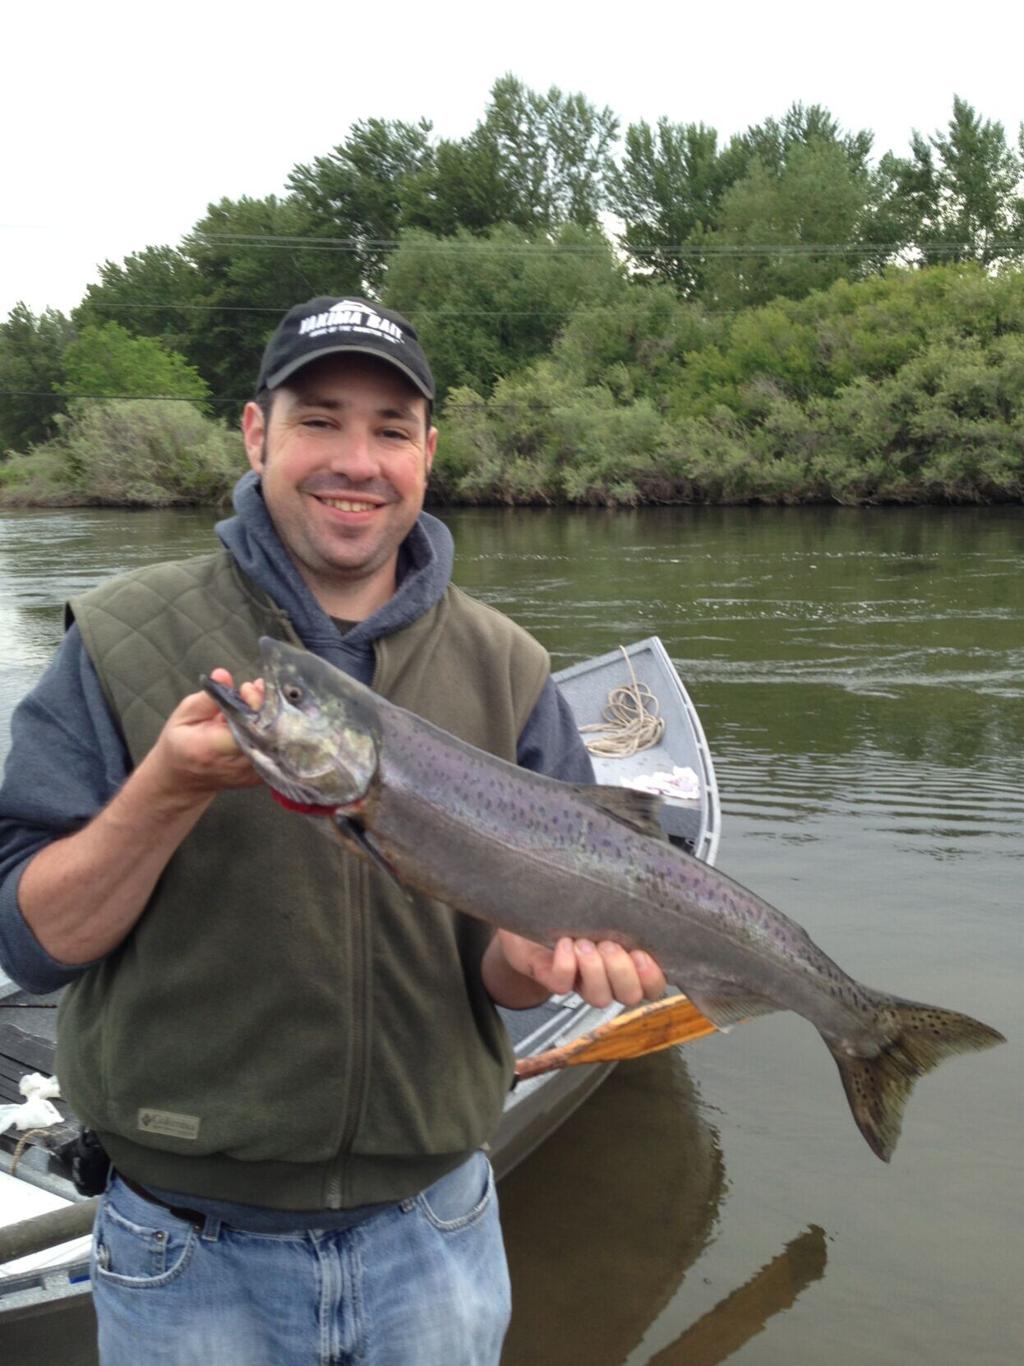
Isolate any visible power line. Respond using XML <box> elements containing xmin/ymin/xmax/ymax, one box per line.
<box><xmin>187</xmin><ymin>231</ymin><xmax>1024</xmax><ymax>258</ymax></box>
<box><xmin>2</xmin><ymin>220</ymin><xmax>1018</xmax><ymax>259</ymax></box>
<box><xmin>0</xmin><ymin>390</ymin><xmax>246</xmax><ymax>405</ymax></box>
<box><xmin>0</xmin><ymin>389</ymin><xmax>697</xmax><ymax>413</ymax></box>
<box><xmin>70</xmin><ymin>302</ymin><xmax>695</xmax><ymax>317</ymax></box>
<box><xmin>60</xmin><ymin>301</ymin><xmax>750</xmax><ymax>323</ymax></box>
<box><xmin>77</xmin><ymin>302</ymin><xmax>287</xmax><ymax>315</ymax></box>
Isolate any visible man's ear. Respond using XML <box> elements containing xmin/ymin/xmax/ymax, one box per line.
<box><xmin>242</xmin><ymin>401</ymin><xmax>267</xmax><ymax>472</ymax></box>
<box><xmin>425</xmin><ymin>425</ymin><xmax>437</xmax><ymax>477</ymax></box>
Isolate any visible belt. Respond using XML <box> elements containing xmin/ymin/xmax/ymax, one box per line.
<box><xmin>117</xmin><ymin>1173</ymin><xmax>207</xmax><ymax>1230</ymax></box>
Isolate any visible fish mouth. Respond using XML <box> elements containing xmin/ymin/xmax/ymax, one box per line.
<box><xmin>202</xmin><ymin>646</ymin><xmax>378</xmax><ymax>810</ymax></box>
<box><xmin>202</xmin><ymin>674</ymin><xmax>262</xmax><ymax>729</ymax></box>
<box><xmin>201</xmin><ymin>672</ymin><xmax>331</xmax><ymax>807</ymax></box>
<box><xmin>201</xmin><ymin>673</ymin><xmax>280</xmax><ymax>760</ymax></box>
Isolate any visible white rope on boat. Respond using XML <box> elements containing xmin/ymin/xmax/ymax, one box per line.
<box><xmin>579</xmin><ymin>647</ymin><xmax>666</xmax><ymax>757</ymax></box>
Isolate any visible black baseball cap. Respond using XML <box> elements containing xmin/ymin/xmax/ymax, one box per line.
<box><xmin>256</xmin><ymin>297</ymin><xmax>435</xmax><ymax>401</ymax></box>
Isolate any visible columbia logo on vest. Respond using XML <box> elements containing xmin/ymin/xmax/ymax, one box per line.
<box><xmin>136</xmin><ymin>1107</ymin><xmax>201</xmax><ymax>1140</ymax></box>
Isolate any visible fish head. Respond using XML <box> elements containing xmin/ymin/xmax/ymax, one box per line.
<box><xmin>202</xmin><ymin>637</ymin><xmax>380</xmax><ymax>811</ymax></box>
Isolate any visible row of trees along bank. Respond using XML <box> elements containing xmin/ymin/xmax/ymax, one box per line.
<box><xmin>2</xmin><ymin>80</ymin><xmax>1023</xmax><ymax>506</ymax></box>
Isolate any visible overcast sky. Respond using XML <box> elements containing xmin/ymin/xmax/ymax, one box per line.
<box><xmin>3</xmin><ymin>0</ymin><xmax>1022</xmax><ymax>322</ymax></box>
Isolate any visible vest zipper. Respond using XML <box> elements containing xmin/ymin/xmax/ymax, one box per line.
<box><xmin>328</xmin><ymin>858</ymin><xmax>373</xmax><ymax>1208</ymax></box>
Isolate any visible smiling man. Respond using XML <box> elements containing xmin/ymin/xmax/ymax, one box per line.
<box><xmin>0</xmin><ymin>296</ymin><xmax>664</xmax><ymax>1365</ymax></box>
<box><xmin>243</xmin><ymin>350</ymin><xmax>438</xmax><ymax>616</ymax></box>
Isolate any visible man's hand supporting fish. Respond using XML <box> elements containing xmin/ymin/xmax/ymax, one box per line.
<box><xmin>482</xmin><ymin>932</ymin><xmax>666</xmax><ymax>1010</ymax></box>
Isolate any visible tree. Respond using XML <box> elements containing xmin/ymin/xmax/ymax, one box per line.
<box><xmin>702</xmin><ymin>138</ymin><xmax>876</xmax><ymax>309</ymax></box>
<box><xmin>289</xmin><ymin>76</ymin><xmax>617</xmax><ymax>261</ymax></box>
<box><xmin>75</xmin><ymin>246</ymin><xmax>202</xmax><ymax>358</ymax></box>
<box><xmin>468</xmin><ymin>75</ymin><xmax>617</xmax><ymax>229</ymax></box>
<box><xmin>60</xmin><ymin>322</ymin><xmax>210</xmax><ymax>407</ymax></box>
<box><xmin>182</xmin><ymin>194</ymin><xmax>358</xmax><ymax>402</ymax></box>
<box><xmin>735</xmin><ymin>102</ymin><xmax>874</xmax><ymax>177</ymax></box>
<box><xmin>610</xmin><ymin>103</ymin><xmax>876</xmax><ymax>298</ymax></box>
<box><xmin>609</xmin><ymin>119</ymin><xmax>746</xmax><ymax>295</ymax></box>
<box><xmin>400</xmin><ymin>133</ymin><xmax>506</xmax><ymax>238</ymax></box>
<box><xmin>0</xmin><ymin>304</ymin><xmax>73</xmax><ymax>451</ymax></box>
<box><xmin>383</xmin><ymin>223</ymin><xmax>626</xmax><ymax>399</ymax></box>
<box><xmin>289</xmin><ymin>118</ymin><xmax>436</xmax><ymax>290</ymax></box>
<box><xmin>3</xmin><ymin>399</ymin><xmax>244</xmax><ymax>506</ymax></box>
<box><xmin>550</xmin><ymin>283</ymin><xmax>712</xmax><ymax>404</ymax></box>
<box><xmin>872</xmin><ymin>97</ymin><xmax>1024</xmax><ymax>266</ymax></box>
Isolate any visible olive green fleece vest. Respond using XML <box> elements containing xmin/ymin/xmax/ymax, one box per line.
<box><xmin>56</xmin><ymin>550</ymin><xmax>549</xmax><ymax>1209</ymax></box>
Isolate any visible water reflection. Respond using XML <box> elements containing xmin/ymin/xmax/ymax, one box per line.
<box><xmin>501</xmin><ymin>1052</ymin><xmax>831</xmax><ymax>1366</ymax></box>
<box><xmin>500</xmin><ymin>1051</ymin><xmax>726</xmax><ymax>1366</ymax></box>
<box><xmin>644</xmin><ymin>1225</ymin><xmax>828</xmax><ymax>1366</ymax></box>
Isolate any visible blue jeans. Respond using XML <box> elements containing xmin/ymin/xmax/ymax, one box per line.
<box><xmin>91</xmin><ymin>1154</ymin><xmax>511</xmax><ymax>1365</ymax></box>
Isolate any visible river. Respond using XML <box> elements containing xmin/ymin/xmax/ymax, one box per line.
<box><xmin>0</xmin><ymin>503</ymin><xmax>1020</xmax><ymax>1365</ymax></box>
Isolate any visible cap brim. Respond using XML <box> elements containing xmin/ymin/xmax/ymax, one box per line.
<box><xmin>264</xmin><ymin>344</ymin><xmax>433</xmax><ymax>401</ymax></box>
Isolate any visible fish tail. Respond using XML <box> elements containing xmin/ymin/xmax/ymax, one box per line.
<box><xmin>829</xmin><ymin>1002</ymin><xmax>1005</xmax><ymax>1162</ymax></box>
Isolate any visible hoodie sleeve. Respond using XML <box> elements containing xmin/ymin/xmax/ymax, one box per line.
<box><xmin>516</xmin><ymin>677</ymin><xmax>595</xmax><ymax>783</ymax></box>
<box><xmin>0</xmin><ymin>625</ymin><xmax>130</xmax><ymax>993</ymax></box>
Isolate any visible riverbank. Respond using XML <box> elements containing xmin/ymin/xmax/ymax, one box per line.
<box><xmin>3</xmin><ymin>324</ymin><xmax>1021</xmax><ymax>512</ymax></box>
<box><xmin>2</xmin><ymin>481</ymin><xmax>1020</xmax><ymax>510</ymax></box>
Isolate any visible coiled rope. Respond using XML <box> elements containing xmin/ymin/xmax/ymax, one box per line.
<box><xmin>10</xmin><ymin>1128</ymin><xmax>53</xmax><ymax>1176</ymax></box>
<box><xmin>579</xmin><ymin>647</ymin><xmax>666</xmax><ymax>757</ymax></box>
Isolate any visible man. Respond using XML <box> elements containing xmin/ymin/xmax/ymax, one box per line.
<box><xmin>0</xmin><ymin>298</ymin><xmax>664</xmax><ymax>1364</ymax></box>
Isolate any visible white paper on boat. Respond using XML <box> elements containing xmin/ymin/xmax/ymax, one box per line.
<box><xmin>625</xmin><ymin>765</ymin><xmax>701</xmax><ymax>801</ymax></box>
<box><xmin>0</xmin><ymin>1072</ymin><xmax>63</xmax><ymax>1137</ymax></box>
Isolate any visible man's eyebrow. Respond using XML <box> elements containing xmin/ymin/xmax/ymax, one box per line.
<box><xmin>291</xmin><ymin>393</ymin><xmax>343</xmax><ymax>411</ymax></box>
<box><xmin>290</xmin><ymin>394</ymin><xmax>419</xmax><ymax>421</ymax></box>
<box><xmin>375</xmin><ymin>402</ymin><xmax>419</xmax><ymax>421</ymax></box>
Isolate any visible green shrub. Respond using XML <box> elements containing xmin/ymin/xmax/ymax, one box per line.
<box><xmin>0</xmin><ymin>400</ymin><xmax>245</xmax><ymax>507</ymax></box>
<box><xmin>0</xmin><ymin>446</ymin><xmax>71</xmax><ymax>504</ymax></box>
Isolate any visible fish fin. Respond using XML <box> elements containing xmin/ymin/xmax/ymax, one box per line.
<box><xmin>332</xmin><ymin>816</ymin><xmax>410</xmax><ymax>899</ymax></box>
<box><xmin>683</xmin><ymin>988</ymin><xmax>779</xmax><ymax>1032</ymax></box>
<box><xmin>574</xmin><ymin>785</ymin><xmax>665</xmax><ymax>840</ymax></box>
<box><xmin>829</xmin><ymin>1001</ymin><xmax>1005</xmax><ymax>1163</ymax></box>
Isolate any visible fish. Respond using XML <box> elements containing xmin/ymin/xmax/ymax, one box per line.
<box><xmin>203</xmin><ymin>637</ymin><xmax>1006</xmax><ymax>1163</ymax></box>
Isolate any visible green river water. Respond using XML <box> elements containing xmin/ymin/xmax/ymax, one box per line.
<box><xmin>0</xmin><ymin>503</ymin><xmax>1020</xmax><ymax>1365</ymax></box>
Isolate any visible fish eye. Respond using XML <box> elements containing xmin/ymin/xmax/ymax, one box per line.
<box><xmin>283</xmin><ymin>683</ymin><xmax>304</xmax><ymax>705</ymax></box>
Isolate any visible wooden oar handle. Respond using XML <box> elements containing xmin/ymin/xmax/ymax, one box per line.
<box><xmin>515</xmin><ymin>993</ymin><xmax>718</xmax><ymax>1079</ymax></box>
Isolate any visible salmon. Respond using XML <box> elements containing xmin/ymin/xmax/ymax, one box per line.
<box><xmin>203</xmin><ymin>638</ymin><xmax>1005</xmax><ymax>1162</ymax></box>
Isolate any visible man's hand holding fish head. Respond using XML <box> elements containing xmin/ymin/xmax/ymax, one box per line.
<box><xmin>482</xmin><ymin>931</ymin><xmax>667</xmax><ymax>1010</ymax></box>
<box><xmin>146</xmin><ymin>670</ymin><xmax>268</xmax><ymax>806</ymax></box>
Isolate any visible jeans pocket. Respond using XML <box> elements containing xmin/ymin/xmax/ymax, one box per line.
<box><xmin>416</xmin><ymin>1151</ymin><xmax>494</xmax><ymax>1232</ymax></box>
<box><xmin>92</xmin><ymin>1197</ymin><xmax>196</xmax><ymax>1288</ymax></box>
